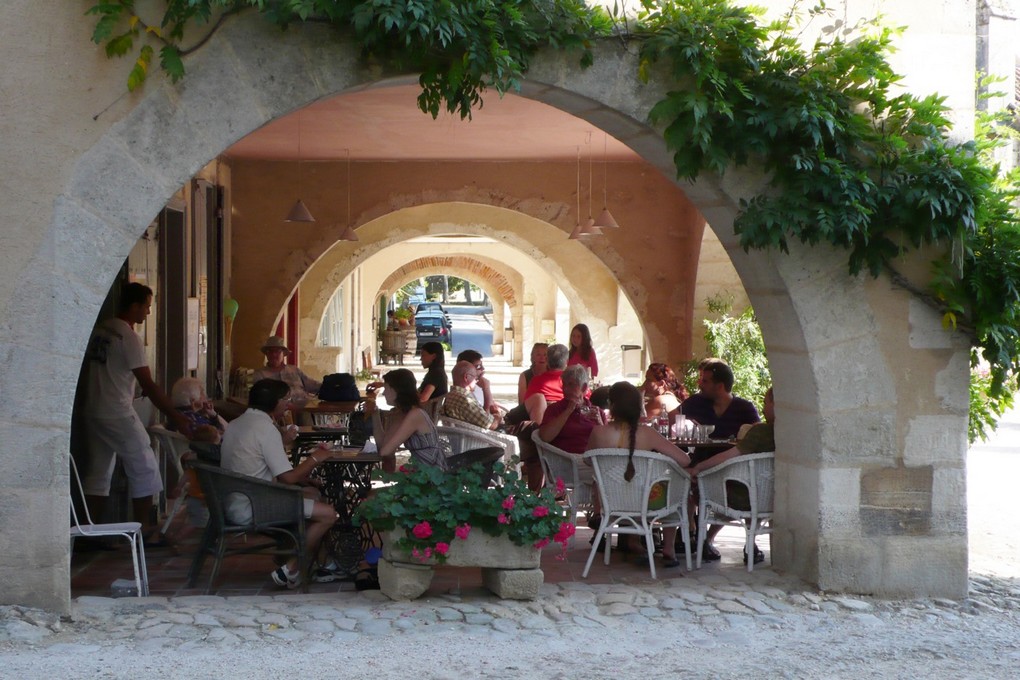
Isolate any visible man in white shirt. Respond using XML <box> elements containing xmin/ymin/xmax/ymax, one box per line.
<box><xmin>82</xmin><ymin>282</ymin><xmax>191</xmax><ymax>544</ymax></box>
<box><xmin>221</xmin><ymin>378</ymin><xmax>340</xmax><ymax>589</ymax></box>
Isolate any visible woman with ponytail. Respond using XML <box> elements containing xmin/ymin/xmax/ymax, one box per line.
<box><xmin>585</xmin><ymin>382</ymin><xmax>691</xmax><ymax>568</ymax></box>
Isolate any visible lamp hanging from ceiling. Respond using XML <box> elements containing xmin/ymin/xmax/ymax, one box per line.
<box><xmin>568</xmin><ymin>145</ymin><xmax>590</xmax><ymax>240</ymax></box>
<box><xmin>582</xmin><ymin>131</ymin><xmax>602</xmax><ymax>236</ymax></box>
<box><xmin>594</xmin><ymin>131</ymin><xmax>619</xmax><ymax>229</ymax></box>
<box><xmin>339</xmin><ymin>148</ymin><xmax>358</xmax><ymax>241</ymax></box>
<box><xmin>284</xmin><ymin>112</ymin><xmax>315</xmax><ymax>223</ymax></box>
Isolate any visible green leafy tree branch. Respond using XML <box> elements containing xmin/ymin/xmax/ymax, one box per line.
<box><xmin>86</xmin><ymin>0</ymin><xmax>1020</xmax><ymax>436</ymax></box>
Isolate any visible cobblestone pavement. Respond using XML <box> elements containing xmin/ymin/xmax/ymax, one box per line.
<box><xmin>3</xmin><ymin>570</ymin><xmax>1020</xmax><ymax>679</ymax></box>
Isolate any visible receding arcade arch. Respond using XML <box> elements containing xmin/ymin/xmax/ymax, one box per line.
<box><xmin>4</xmin><ymin>10</ymin><xmax>971</xmax><ymax>610</ymax></box>
<box><xmin>380</xmin><ymin>257</ymin><xmax>519</xmax><ymax>309</ymax></box>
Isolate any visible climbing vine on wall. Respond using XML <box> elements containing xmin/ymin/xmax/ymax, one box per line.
<box><xmin>86</xmin><ymin>0</ymin><xmax>1020</xmax><ymax>436</ymax></box>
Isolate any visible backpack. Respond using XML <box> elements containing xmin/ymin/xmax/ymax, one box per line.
<box><xmin>317</xmin><ymin>373</ymin><xmax>361</xmax><ymax>402</ymax></box>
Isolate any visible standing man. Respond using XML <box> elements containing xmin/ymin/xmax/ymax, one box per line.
<box><xmin>82</xmin><ymin>282</ymin><xmax>191</xmax><ymax>544</ymax></box>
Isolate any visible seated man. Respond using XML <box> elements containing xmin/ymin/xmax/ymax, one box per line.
<box><xmin>253</xmin><ymin>336</ymin><xmax>321</xmax><ymax>407</ymax></box>
<box><xmin>456</xmin><ymin>349</ymin><xmax>498</xmax><ymax>414</ymax></box>
<box><xmin>523</xmin><ymin>343</ymin><xmax>569</xmax><ymax>424</ymax></box>
<box><xmin>220</xmin><ymin>379</ymin><xmax>340</xmax><ymax>589</ymax></box>
<box><xmin>442</xmin><ymin>361</ymin><xmax>502</xmax><ymax>431</ymax></box>
<box><xmin>169</xmin><ymin>377</ymin><xmax>227</xmax><ymax>443</ymax></box>
<box><xmin>688</xmin><ymin>386</ymin><xmax>774</xmax><ymax>565</ymax></box>
<box><xmin>680</xmin><ymin>357</ymin><xmax>760</xmax><ymax>444</ymax></box>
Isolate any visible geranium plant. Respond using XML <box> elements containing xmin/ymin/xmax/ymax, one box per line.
<box><xmin>355</xmin><ymin>459</ymin><xmax>575</xmax><ymax>563</ymax></box>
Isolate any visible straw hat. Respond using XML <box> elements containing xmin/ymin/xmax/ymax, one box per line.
<box><xmin>261</xmin><ymin>336</ymin><xmax>291</xmax><ymax>355</ymax></box>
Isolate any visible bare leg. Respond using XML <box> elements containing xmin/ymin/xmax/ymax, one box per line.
<box><xmin>286</xmin><ymin>501</ymin><xmax>338</xmax><ymax>573</ymax></box>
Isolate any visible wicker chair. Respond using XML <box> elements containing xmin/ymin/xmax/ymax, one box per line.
<box><xmin>186</xmin><ymin>461</ymin><xmax>310</xmax><ymax>592</ymax></box>
<box><xmin>439</xmin><ymin>414</ymin><xmax>521</xmax><ymax>468</ymax></box>
<box><xmin>530</xmin><ymin>430</ymin><xmax>594</xmax><ymax>531</ymax></box>
<box><xmin>582</xmin><ymin>449</ymin><xmax>693</xmax><ymax>578</ymax></box>
<box><xmin>695</xmin><ymin>451</ymin><xmax>775</xmax><ymax>571</ymax></box>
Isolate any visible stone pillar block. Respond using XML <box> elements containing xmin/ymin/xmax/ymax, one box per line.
<box><xmin>481</xmin><ymin>567</ymin><xmax>543</xmax><ymax>600</ymax></box>
<box><xmin>377</xmin><ymin>558</ymin><xmax>433</xmax><ymax>601</ymax></box>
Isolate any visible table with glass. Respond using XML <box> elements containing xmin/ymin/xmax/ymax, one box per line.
<box><xmin>292</xmin><ymin>431</ymin><xmax>382</xmax><ymax>575</ymax></box>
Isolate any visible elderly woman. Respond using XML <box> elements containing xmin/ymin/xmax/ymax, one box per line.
<box><xmin>252</xmin><ymin>336</ymin><xmax>321</xmax><ymax>405</ymax></box>
<box><xmin>642</xmin><ymin>363</ymin><xmax>687</xmax><ymax>420</ymax></box>
<box><xmin>537</xmin><ymin>365</ymin><xmax>605</xmax><ymax>466</ymax></box>
<box><xmin>586</xmin><ymin>381</ymin><xmax>691</xmax><ymax>568</ymax></box>
<box><xmin>169</xmin><ymin>377</ymin><xmax>227</xmax><ymax>443</ymax></box>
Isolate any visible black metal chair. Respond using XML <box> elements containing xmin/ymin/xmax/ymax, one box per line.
<box><xmin>186</xmin><ymin>461</ymin><xmax>310</xmax><ymax>592</ymax></box>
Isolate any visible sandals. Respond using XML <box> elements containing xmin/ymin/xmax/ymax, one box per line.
<box><xmin>661</xmin><ymin>555</ymin><xmax>681</xmax><ymax>568</ymax></box>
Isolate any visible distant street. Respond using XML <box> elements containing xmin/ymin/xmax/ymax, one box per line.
<box><xmin>444</xmin><ymin>303</ymin><xmax>494</xmax><ymax>357</ymax></box>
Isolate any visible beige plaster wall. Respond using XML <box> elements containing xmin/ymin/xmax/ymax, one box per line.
<box><xmin>229</xmin><ymin>163</ymin><xmax>702</xmax><ymax>373</ymax></box>
<box><xmin>0</xmin><ymin>0</ymin><xmax>977</xmax><ymax>610</ymax></box>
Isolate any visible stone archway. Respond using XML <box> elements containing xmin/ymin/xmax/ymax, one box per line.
<box><xmin>2</xmin><ymin>11</ymin><xmax>969</xmax><ymax>610</ymax></box>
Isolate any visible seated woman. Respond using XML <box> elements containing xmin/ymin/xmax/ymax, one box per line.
<box><xmin>642</xmin><ymin>362</ymin><xmax>687</xmax><ymax>421</ymax></box>
<box><xmin>585</xmin><ymin>381</ymin><xmax>691</xmax><ymax>568</ymax></box>
<box><xmin>417</xmin><ymin>341</ymin><xmax>448</xmax><ymax>403</ymax></box>
<box><xmin>537</xmin><ymin>365</ymin><xmax>606</xmax><ymax>466</ymax></box>
<box><xmin>169</xmin><ymin>377</ymin><xmax>227</xmax><ymax>443</ymax></box>
<box><xmin>504</xmin><ymin>342</ymin><xmax>548</xmax><ymax>426</ymax></box>
<box><xmin>377</xmin><ymin>368</ymin><xmax>448</xmax><ymax>473</ymax></box>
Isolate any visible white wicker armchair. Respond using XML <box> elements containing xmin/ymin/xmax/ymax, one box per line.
<box><xmin>582</xmin><ymin>449</ymin><xmax>693</xmax><ymax>578</ymax></box>
<box><xmin>530</xmin><ymin>430</ymin><xmax>594</xmax><ymax>531</ymax></box>
<box><xmin>696</xmin><ymin>451</ymin><xmax>774</xmax><ymax>571</ymax></box>
<box><xmin>439</xmin><ymin>415</ymin><xmax>521</xmax><ymax>468</ymax></box>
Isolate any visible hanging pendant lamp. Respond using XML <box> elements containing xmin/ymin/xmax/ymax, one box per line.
<box><xmin>284</xmin><ymin>112</ymin><xmax>315</xmax><ymax>222</ymax></box>
<box><xmin>581</xmin><ymin>132</ymin><xmax>602</xmax><ymax>236</ymax></box>
<box><xmin>339</xmin><ymin>149</ymin><xmax>358</xmax><ymax>241</ymax></box>
<box><xmin>569</xmin><ymin>145</ymin><xmax>590</xmax><ymax>240</ymax></box>
<box><xmin>593</xmin><ymin>132</ymin><xmax>619</xmax><ymax>229</ymax></box>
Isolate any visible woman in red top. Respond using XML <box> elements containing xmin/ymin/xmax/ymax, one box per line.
<box><xmin>567</xmin><ymin>323</ymin><xmax>598</xmax><ymax>378</ymax></box>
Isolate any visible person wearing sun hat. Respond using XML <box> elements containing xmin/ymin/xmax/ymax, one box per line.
<box><xmin>252</xmin><ymin>335</ymin><xmax>322</xmax><ymax>406</ymax></box>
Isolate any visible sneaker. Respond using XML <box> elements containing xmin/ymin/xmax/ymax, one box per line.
<box><xmin>270</xmin><ymin>565</ymin><xmax>302</xmax><ymax>589</ymax></box>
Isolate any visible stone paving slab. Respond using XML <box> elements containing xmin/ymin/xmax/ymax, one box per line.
<box><xmin>4</xmin><ymin>572</ymin><xmax>1020</xmax><ymax>649</ymax></box>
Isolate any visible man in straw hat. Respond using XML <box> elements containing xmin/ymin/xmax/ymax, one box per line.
<box><xmin>253</xmin><ymin>336</ymin><xmax>322</xmax><ymax>406</ymax></box>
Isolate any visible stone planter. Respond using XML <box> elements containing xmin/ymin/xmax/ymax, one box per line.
<box><xmin>379</xmin><ymin>530</ymin><xmax>543</xmax><ymax>601</ymax></box>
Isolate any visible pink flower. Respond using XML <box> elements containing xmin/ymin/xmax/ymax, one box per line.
<box><xmin>455</xmin><ymin>524</ymin><xmax>471</xmax><ymax>540</ymax></box>
<box><xmin>412</xmin><ymin>548</ymin><xmax>422</xmax><ymax>560</ymax></box>
<box><xmin>532</xmin><ymin>506</ymin><xmax>549</xmax><ymax>518</ymax></box>
<box><xmin>398</xmin><ymin>464</ymin><xmax>410</xmax><ymax>473</ymax></box>
<box><xmin>412</xmin><ymin>521</ymin><xmax>432</xmax><ymax>539</ymax></box>
<box><xmin>502</xmin><ymin>496</ymin><xmax>516</xmax><ymax>510</ymax></box>
<box><xmin>424</xmin><ymin>547</ymin><xmax>432</xmax><ymax>558</ymax></box>
<box><xmin>553</xmin><ymin>522</ymin><xmax>576</xmax><ymax>544</ymax></box>
<box><xmin>533</xmin><ymin>538</ymin><xmax>550</xmax><ymax>550</ymax></box>
<box><xmin>497</xmin><ymin>513</ymin><xmax>510</xmax><ymax>524</ymax></box>
<box><xmin>555</xmin><ymin>477</ymin><xmax>566</xmax><ymax>495</ymax></box>
<box><xmin>435</xmin><ymin>542</ymin><xmax>450</xmax><ymax>556</ymax></box>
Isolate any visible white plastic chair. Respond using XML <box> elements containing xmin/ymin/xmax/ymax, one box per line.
<box><xmin>439</xmin><ymin>414</ymin><xmax>521</xmax><ymax>468</ymax></box>
<box><xmin>531</xmin><ymin>430</ymin><xmax>594</xmax><ymax>532</ymax></box>
<box><xmin>582</xmin><ymin>449</ymin><xmax>692</xmax><ymax>579</ymax></box>
<box><xmin>696</xmin><ymin>451</ymin><xmax>774</xmax><ymax>571</ymax></box>
<box><xmin>69</xmin><ymin>456</ymin><xmax>149</xmax><ymax>596</ymax></box>
<box><xmin>148</xmin><ymin>424</ymin><xmax>193</xmax><ymax>536</ymax></box>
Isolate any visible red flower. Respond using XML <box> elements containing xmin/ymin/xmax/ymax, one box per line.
<box><xmin>555</xmin><ymin>477</ymin><xmax>566</xmax><ymax>495</ymax></box>
<box><xmin>435</xmin><ymin>542</ymin><xmax>450</xmax><ymax>555</ymax></box>
<box><xmin>532</xmin><ymin>506</ymin><xmax>549</xmax><ymax>518</ymax></box>
<box><xmin>412</xmin><ymin>521</ymin><xmax>433</xmax><ymax>539</ymax></box>
<box><xmin>455</xmin><ymin>524</ymin><xmax>471</xmax><ymax>540</ymax></box>
<box><xmin>424</xmin><ymin>547</ymin><xmax>432</xmax><ymax>558</ymax></box>
<box><xmin>533</xmin><ymin>538</ymin><xmax>550</xmax><ymax>550</ymax></box>
<box><xmin>398</xmin><ymin>464</ymin><xmax>410</xmax><ymax>473</ymax></box>
<box><xmin>553</xmin><ymin>522</ymin><xmax>576</xmax><ymax>544</ymax></box>
<box><xmin>502</xmin><ymin>496</ymin><xmax>516</xmax><ymax>510</ymax></box>
<box><xmin>497</xmin><ymin>513</ymin><xmax>510</xmax><ymax>524</ymax></box>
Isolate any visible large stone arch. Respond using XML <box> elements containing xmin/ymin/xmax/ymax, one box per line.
<box><xmin>380</xmin><ymin>257</ymin><xmax>518</xmax><ymax>309</ymax></box>
<box><xmin>2</xmin><ymin>10</ymin><xmax>970</xmax><ymax>610</ymax></box>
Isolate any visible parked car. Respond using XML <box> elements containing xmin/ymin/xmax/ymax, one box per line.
<box><xmin>414</xmin><ymin>311</ymin><xmax>452</xmax><ymax>350</ymax></box>
<box><xmin>415</xmin><ymin>301</ymin><xmax>452</xmax><ymax>327</ymax></box>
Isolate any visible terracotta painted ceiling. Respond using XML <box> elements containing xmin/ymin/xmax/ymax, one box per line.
<box><xmin>223</xmin><ymin>84</ymin><xmax>640</xmax><ymax>163</ymax></box>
